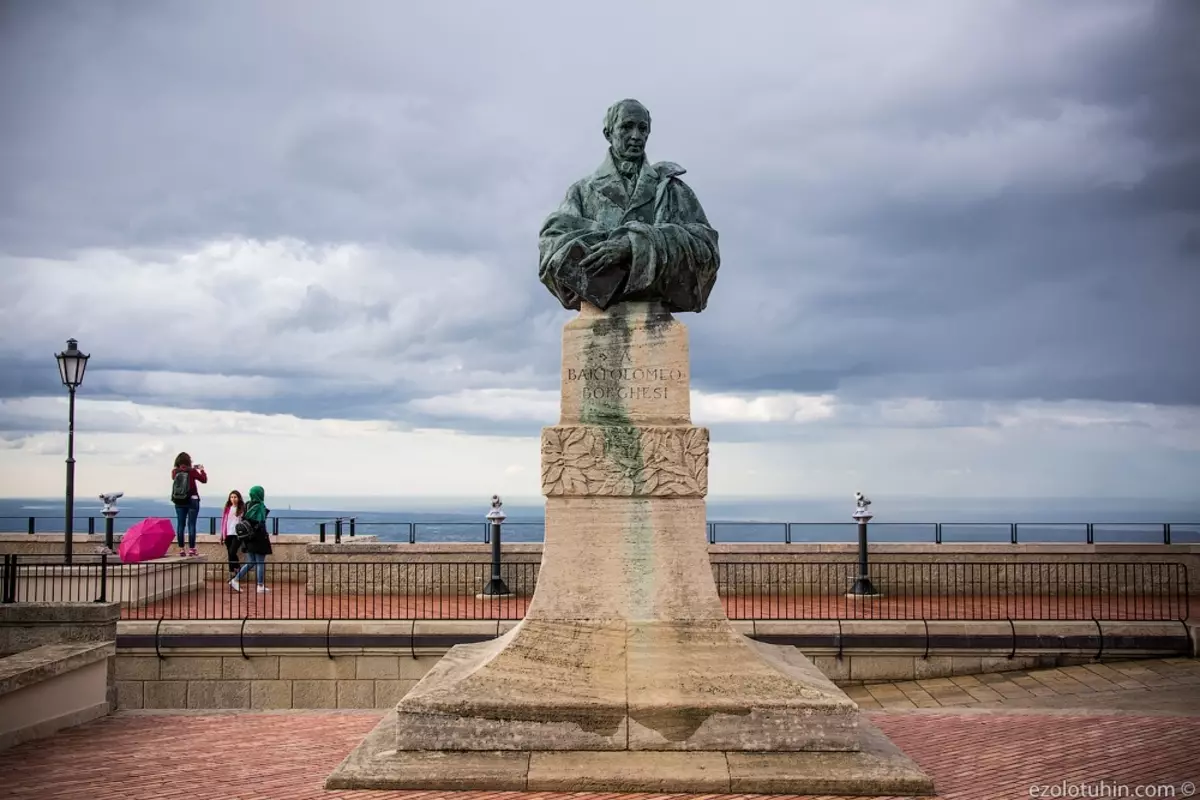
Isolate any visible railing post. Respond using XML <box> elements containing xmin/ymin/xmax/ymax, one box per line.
<box><xmin>1164</xmin><ymin>523</ymin><xmax>1171</xmax><ymax>545</ymax></box>
<box><xmin>1010</xmin><ymin>523</ymin><xmax>1018</xmax><ymax>545</ymax></box>
<box><xmin>88</xmin><ymin>516</ymin><xmax>95</xmax><ymax>535</ymax></box>
<box><xmin>2</xmin><ymin>555</ymin><xmax>14</xmax><ymax>603</ymax></box>
<box><xmin>318</xmin><ymin>523</ymin><xmax>326</xmax><ymax>543</ymax></box>
<box><xmin>408</xmin><ymin>522</ymin><xmax>416</xmax><ymax>545</ymax></box>
<box><xmin>334</xmin><ymin>518</ymin><xmax>342</xmax><ymax>545</ymax></box>
<box><xmin>479</xmin><ymin>495</ymin><xmax>511</xmax><ymax>597</ymax></box>
<box><xmin>96</xmin><ymin>553</ymin><xmax>108</xmax><ymax>603</ymax></box>
<box><xmin>935</xmin><ymin>522</ymin><xmax>942</xmax><ymax>544</ymax></box>
<box><xmin>349</xmin><ymin>518</ymin><xmax>356</xmax><ymax>537</ymax></box>
<box><xmin>27</xmin><ymin>516</ymin><xmax>34</xmax><ymax>535</ymax></box>
<box><xmin>1086</xmin><ymin>523</ymin><xmax>1094</xmax><ymax>545</ymax></box>
<box><xmin>272</xmin><ymin>517</ymin><xmax>279</xmax><ymax>536</ymax></box>
<box><xmin>785</xmin><ymin>522</ymin><xmax>792</xmax><ymax>545</ymax></box>
<box><xmin>210</xmin><ymin>516</ymin><xmax>217</xmax><ymax>536</ymax></box>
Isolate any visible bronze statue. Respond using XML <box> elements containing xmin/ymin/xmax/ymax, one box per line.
<box><xmin>538</xmin><ymin>99</ymin><xmax>720</xmax><ymax>313</ymax></box>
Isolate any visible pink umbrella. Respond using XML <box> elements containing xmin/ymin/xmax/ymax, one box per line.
<box><xmin>118</xmin><ymin>518</ymin><xmax>176</xmax><ymax>563</ymax></box>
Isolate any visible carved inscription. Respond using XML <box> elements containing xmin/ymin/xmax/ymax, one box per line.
<box><xmin>541</xmin><ymin>425</ymin><xmax>708</xmax><ymax>497</ymax></box>
<box><xmin>567</xmin><ymin>365</ymin><xmax>685</xmax><ymax>400</ymax></box>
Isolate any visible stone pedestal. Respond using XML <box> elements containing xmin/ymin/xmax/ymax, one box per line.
<box><xmin>327</xmin><ymin>302</ymin><xmax>933</xmax><ymax>794</ymax></box>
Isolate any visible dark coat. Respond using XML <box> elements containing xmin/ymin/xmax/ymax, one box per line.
<box><xmin>241</xmin><ymin>505</ymin><xmax>273</xmax><ymax>556</ymax></box>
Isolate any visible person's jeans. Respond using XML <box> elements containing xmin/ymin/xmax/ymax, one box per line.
<box><xmin>233</xmin><ymin>552</ymin><xmax>267</xmax><ymax>586</ymax></box>
<box><xmin>224</xmin><ymin>536</ymin><xmax>242</xmax><ymax>574</ymax></box>
<box><xmin>175</xmin><ymin>499</ymin><xmax>200</xmax><ymax>549</ymax></box>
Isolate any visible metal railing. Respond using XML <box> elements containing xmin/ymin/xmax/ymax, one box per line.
<box><xmin>1</xmin><ymin>554</ymin><xmax>1190</xmax><ymax>622</ymax></box>
<box><xmin>3</xmin><ymin>516</ymin><xmax>1198</xmax><ymax>544</ymax></box>
<box><xmin>714</xmin><ymin>560</ymin><xmax>1191</xmax><ymax>621</ymax></box>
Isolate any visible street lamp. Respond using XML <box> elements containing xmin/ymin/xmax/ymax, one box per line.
<box><xmin>55</xmin><ymin>338</ymin><xmax>90</xmax><ymax>564</ymax></box>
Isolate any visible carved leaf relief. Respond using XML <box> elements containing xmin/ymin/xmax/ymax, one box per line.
<box><xmin>541</xmin><ymin>425</ymin><xmax>708</xmax><ymax>497</ymax></box>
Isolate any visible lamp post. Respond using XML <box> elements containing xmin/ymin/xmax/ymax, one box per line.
<box><xmin>478</xmin><ymin>495</ymin><xmax>512</xmax><ymax>598</ymax></box>
<box><xmin>55</xmin><ymin>338</ymin><xmax>90</xmax><ymax>564</ymax></box>
<box><xmin>847</xmin><ymin>491</ymin><xmax>880</xmax><ymax>598</ymax></box>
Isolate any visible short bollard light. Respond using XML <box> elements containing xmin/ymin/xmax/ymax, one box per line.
<box><xmin>478</xmin><ymin>494</ymin><xmax>513</xmax><ymax>598</ymax></box>
<box><xmin>847</xmin><ymin>491</ymin><xmax>881</xmax><ymax>598</ymax></box>
<box><xmin>99</xmin><ymin>491</ymin><xmax>122</xmax><ymax>555</ymax></box>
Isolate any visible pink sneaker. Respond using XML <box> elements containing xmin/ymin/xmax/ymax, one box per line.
<box><xmin>178</xmin><ymin>548</ymin><xmax>187</xmax><ymax>558</ymax></box>
<box><xmin>188</xmin><ymin>548</ymin><xmax>199</xmax><ymax>557</ymax></box>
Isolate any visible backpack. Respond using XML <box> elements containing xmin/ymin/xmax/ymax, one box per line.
<box><xmin>234</xmin><ymin>518</ymin><xmax>256</xmax><ymax>541</ymax></box>
<box><xmin>170</xmin><ymin>470</ymin><xmax>190</xmax><ymax>504</ymax></box>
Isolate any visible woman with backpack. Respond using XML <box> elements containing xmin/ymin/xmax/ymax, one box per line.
<box><xmin>229</xmin><ymin>485</ymin><xmax>272</xmax><ymax>593</ymax></box>
<box><xmin>170</xmin><ymin>452</ymin><xmax>208</xmax><ymax>557</ymax></box>
<box><xmin>219</xmin><ymin>490</ymin><xmax>246</xmax><ymax>577</ymax></box>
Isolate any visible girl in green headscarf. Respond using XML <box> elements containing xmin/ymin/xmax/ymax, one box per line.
<box><xmin>229</xmin><ymin>485</ymin><xmax>273</xmax><ymax>593</ymax></box>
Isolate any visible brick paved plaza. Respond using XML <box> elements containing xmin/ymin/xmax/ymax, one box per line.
<box><xmin>1</xmin><ymin>658</ymin><xmax>1196</xmax><ymax>800</ymax></box>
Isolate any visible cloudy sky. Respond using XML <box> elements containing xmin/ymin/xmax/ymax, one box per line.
<box><xmin>1</xmin><ymin>0</ymin><xmax>1197</xmax><ymax>503</ymax></box>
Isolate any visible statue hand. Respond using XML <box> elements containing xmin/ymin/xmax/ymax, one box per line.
<box><xmin>579</xmin><ymin>236</ymin><xmax>632</xmax><ymax>272</ymax></box>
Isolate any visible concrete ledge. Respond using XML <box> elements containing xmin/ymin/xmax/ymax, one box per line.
<box><xmin>112</xmin><ymin>618</ymin><xmax>1193</xmax><ymax>709</ymax></box>
<box><xmin>0</xmin><ymin>602</ymin><xmax>120</xmax><ymax>657</ymax></box>
<box><xmin>0</xmin><ymin>641</ymin><xmax>115</xmax><ymax>750</ymax></box>
<box><xmin>0</xmin><ymin>641</ymin><xmax>114</xmax><ymax>695</ymax></box>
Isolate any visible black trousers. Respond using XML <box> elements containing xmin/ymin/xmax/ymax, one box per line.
<box><xmin>224</xmin><ymin>536</ymin><xmax>242</xmax><ymax>574</ymax></box>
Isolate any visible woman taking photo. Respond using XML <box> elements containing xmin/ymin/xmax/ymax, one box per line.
<box><xmin>170</xmin><ymin>452</ymin><xmax>207</xmax><ymax>557</ymax></box>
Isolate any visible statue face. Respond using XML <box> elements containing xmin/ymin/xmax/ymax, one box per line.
<box><xmin>608</xmin><ymin>105</ymin><xmax>650</xmax><ymax>161</ymax></box>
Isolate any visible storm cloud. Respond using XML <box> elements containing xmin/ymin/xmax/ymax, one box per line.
<box><xmin>1</xmin><ymin>0</ymin><xmax>1197</xmax><ymax>498</ymax></box>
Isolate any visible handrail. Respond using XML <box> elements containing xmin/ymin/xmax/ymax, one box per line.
<box><xmin>2</xmin><ymin>516</ymin><xmax>1198</xmax><ymax>545</ymax></box>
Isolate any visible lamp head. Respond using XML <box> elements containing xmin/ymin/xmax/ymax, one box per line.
<box><xmin>55</xmin><ymin>338</ymin><xmax>90</xmax><ymax>388</ymax></box>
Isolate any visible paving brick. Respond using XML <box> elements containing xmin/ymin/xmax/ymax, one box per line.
<box><xmin>0</xmin><ymin>706</ymin><xmax>1197</xmax><ymax>800</ymax></box>
<box><xmin>1</xmin><ymin>658</ymin><xmax>1198</xmax><ymax>800</ymax></box>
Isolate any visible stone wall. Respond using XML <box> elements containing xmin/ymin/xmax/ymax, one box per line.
<box><xmin>113</xmin><ymin>618</ymin><xmax>1194</xmax><ymax>709</ymax></box>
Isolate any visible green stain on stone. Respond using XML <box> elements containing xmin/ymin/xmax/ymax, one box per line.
<box><xmin>580</xmin><ymin>304</ymin><xmax>654</xmax><ymax>619</ymax></box>
<box><xmin>580</xmin><ymin>305</ymin><xmax>644</xmax><ymax>492</ymax></box>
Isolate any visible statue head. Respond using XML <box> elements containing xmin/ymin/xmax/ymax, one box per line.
<box><xmin>603</xmin><ymin>98</ymin><xmax>651</xmax><ymax>162</ymax></box>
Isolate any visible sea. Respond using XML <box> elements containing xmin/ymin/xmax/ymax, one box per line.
<box><xmin>1</xmin><ymin>496</ymin><xmax>1198</xmax><ymax>545</ymax></box>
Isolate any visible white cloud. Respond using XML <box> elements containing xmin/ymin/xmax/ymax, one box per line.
<box><xmin>1</xmin><ymin>393</ymin><xmax>1195</xmax><ymax>500</ymax></box>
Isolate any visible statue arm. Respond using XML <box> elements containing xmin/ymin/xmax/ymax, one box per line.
<box><xmin>620</xmin><ymin>178</ymin><xmax>720</xmax><ymax>313</ymax></box>
<box><xmin>538</xmin><ymin>183</ymin><xmax>616</xmax><ymax>310</ymax></box>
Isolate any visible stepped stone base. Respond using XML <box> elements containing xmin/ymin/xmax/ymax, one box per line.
<box><xmin>388</xmin><ymin>620</ymin><xmax>859</xmax><ymax>752</ymax></box>
<box><xmin>326</xmin><ymin>713</ymin><xmax>934</xmax><ymax>794</ymax></box>
<box><xmin>326</xmin><ymin>301</ymin><xmax>933</xmax><ymax>794</ymax></box>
